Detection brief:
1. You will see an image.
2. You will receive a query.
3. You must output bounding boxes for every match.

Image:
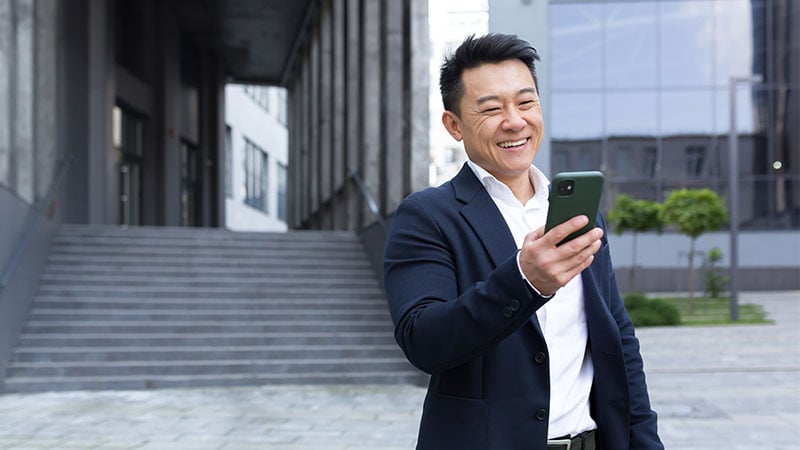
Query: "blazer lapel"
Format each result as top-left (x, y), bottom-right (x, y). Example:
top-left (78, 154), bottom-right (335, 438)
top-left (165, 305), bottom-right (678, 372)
top-left (451, 164), bottom-right (518, 269)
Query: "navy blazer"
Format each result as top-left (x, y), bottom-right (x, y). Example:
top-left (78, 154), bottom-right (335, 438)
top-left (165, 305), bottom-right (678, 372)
top-left (384, 164), bottom-right (663, 450)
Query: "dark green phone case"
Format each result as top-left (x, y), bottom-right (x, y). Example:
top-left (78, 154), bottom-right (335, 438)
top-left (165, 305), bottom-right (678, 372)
top-left (544, 171), bottom-right (604, 245)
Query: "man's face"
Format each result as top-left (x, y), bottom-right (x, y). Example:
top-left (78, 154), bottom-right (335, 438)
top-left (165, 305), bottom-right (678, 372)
top-left (442, 59), bottom-right (543, 187)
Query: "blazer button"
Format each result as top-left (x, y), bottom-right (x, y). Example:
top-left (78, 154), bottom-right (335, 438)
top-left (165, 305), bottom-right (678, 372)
top-left (509, 299), bottom-right (520, 311)
top-left (534, 352), bottom-right (546, 364)
top-left (536, 409), bottom-right (547, 421)
top-left (503, 306), bottom-right (513, 318)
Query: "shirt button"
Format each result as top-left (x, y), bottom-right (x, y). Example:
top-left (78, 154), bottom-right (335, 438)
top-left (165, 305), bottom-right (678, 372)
top-left (534, 352), bottom-right (546, 364)
top-left (503, 306), bottom-right (513, 318)
top-left (536, 409), bottom-right (547, 421)
top-left (509, 299), bottom-right (520, 311)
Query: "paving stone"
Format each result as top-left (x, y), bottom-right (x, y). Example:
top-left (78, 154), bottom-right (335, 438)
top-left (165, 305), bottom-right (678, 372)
top-left (0, 291), bottom-right (796, 449)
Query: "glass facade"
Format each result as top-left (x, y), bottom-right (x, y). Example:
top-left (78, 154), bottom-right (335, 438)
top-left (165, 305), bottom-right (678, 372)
top-left (549, 0), bottom-right (799, 230)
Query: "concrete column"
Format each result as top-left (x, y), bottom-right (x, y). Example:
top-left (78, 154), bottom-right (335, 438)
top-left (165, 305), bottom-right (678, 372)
top-left (361, 0), bottom-right (382, 229)
top-left (158, 6), bottom-right (181, 226)
top-left (318, 0), bottom-right (333, 228)
top-left (87, 0), bottom-right (113, 223)
top-left (0, 0), bottom-right (10, 187)
top-left (408, 0), bottom-right (430, 194)
top-left (300, 49), bottom-right (312, 225)
top-left (57, 0), bottom-right (89, 224)
top-left (331, 0), bottom-right (346, 229)
top-left (14, 0), bottom-right (34, 203)
top-left (345, 0), bottom-right (362, 231)
top-left (34, 0), bottom-right (58, 203)
top-left (382, 0), bottom-right (405, 212)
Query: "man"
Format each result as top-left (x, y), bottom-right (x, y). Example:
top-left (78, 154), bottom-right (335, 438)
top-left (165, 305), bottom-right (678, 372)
top-left (383, 34), bottom-right (664, 450)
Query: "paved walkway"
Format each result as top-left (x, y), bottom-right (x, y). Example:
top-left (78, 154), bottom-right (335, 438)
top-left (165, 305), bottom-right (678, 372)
top-left (0, 291), bottom-right (798, 449)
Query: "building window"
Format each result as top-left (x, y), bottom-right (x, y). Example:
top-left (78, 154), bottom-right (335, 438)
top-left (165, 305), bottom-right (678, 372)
top-left (244, 85), bottom-right (270, 113)
top-left (277, 162), bottom-right (287, 221)
top-left (642, 146), bottom-right (657, 177)
top-left (277, 88), bottom-right (288, 125)
top-left (686, 146), bottom-right (706, 178)
top-left (244, 139), bottom-right (268, 212)
top-left (224, 125), bottom-right (232, 198)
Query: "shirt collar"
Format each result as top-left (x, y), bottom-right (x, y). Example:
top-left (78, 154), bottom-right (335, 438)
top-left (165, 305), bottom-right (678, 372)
top-left (466, 160), bottom-right (550, 208)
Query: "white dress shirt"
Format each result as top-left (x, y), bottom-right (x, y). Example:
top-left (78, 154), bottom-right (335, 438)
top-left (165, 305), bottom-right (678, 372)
top-left (467, 161), bottom-right (597, 439)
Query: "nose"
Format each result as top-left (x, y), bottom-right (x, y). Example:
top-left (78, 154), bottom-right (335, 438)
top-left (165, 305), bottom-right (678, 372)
top-left (502, 107), bottom-right (525, 131)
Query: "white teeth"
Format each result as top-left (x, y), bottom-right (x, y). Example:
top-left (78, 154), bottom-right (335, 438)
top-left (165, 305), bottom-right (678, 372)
top-left (498, 139), bottom-right (527, 148)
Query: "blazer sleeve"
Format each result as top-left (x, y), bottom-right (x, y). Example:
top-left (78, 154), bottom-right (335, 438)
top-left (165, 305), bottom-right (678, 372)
top-left (598, 215), bottom-right (665, 449)
top-left (383, 194), bottom-right (550, 374)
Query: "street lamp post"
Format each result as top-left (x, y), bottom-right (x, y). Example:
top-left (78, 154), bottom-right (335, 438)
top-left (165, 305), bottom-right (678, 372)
top-left (728, 75), bottom-right (762, 321)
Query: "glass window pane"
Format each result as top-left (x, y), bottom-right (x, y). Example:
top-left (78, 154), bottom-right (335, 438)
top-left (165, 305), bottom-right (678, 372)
top-left (607, 138), bottom-right (657, 180)
top-left (714, 86), bottom-right (761, 135)
top-left (550, 3), bottom-right (603, 90)
top-left (605, 2), bottom-right (658, 89)
top-left (661, 89), bottom-right (713, 135)
top-left (551, 139), bottom-right (602, 174)
top-left (606, 91), bottom-right (658, 136)
top-left (551, 92), bottom-right (603, 139)
top-left (607, 181), bottom-right (659, 203)
top-left (659, 135), bottom-right (715, 180)
top-left (715, 0), bottom-right (759, 86)
top-left (659, 1), bottom-right (714, 87)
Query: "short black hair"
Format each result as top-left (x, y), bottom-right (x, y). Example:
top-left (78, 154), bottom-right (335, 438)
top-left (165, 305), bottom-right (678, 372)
top-left (440, 33), bottom-right (540, 115)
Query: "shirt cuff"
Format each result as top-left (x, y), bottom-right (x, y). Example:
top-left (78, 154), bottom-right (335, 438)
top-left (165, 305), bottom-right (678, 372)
top-left (516, 251), bottom-right (555, 299)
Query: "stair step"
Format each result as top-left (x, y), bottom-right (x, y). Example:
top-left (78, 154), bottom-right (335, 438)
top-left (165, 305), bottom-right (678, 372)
top-left (2, 371), bottom-right (428, 393)
top-left (24, 321), bottom-right (394, 334)
top-left (11, 345), bottom-right (403, 362)
top-left (31, 298), bottom-right (387, 310)
top-left (2, 225), bottom-right (420, 393)
top-left (28, 309), bottom-right (390, 321)
top-left (17, 332), bottom-right (398, 347)
top-left (6, 358), bottom-right (413, 377)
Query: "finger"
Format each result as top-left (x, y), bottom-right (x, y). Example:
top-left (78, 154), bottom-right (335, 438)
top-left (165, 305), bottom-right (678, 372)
top-left (544, 215), bottom-right (590, 246)
top-left (560, 226), bottom-right (604, 253)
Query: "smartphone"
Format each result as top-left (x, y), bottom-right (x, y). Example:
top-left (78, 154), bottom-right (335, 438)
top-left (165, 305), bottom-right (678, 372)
top-left (544, 171), bottom-right (604, 245)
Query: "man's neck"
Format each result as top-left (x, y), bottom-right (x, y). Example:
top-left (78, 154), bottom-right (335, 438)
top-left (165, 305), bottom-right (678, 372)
top-left (500, 173), bottom-right (535, 204)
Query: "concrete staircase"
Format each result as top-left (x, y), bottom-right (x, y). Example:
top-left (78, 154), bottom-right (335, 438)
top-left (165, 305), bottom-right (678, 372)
top-left (2, 225), bottom-right (424, 393)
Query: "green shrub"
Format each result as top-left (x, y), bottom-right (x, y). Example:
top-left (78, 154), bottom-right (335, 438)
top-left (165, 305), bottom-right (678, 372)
top-left (623, 292), bottom-right (681, 327)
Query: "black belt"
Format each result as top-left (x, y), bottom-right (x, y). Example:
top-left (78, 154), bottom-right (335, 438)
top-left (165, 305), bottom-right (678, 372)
top-left (546, 429), bottom-right (597, 450)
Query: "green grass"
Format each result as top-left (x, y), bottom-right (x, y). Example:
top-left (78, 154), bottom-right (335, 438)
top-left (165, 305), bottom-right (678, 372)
top-left (658, 296), bottom-right (772, 325)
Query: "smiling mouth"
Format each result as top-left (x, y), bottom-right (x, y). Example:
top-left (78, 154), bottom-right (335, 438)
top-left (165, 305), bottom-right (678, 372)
top-left (497, 138), bottom-right (529, 149)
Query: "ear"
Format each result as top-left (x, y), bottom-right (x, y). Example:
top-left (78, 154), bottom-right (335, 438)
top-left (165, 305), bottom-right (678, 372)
top-left (441, 110), bottom-right (463, 141)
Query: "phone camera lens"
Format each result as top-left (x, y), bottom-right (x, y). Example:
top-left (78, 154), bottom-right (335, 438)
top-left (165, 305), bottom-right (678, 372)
top-left (557, 180), bottom-right (575, 196)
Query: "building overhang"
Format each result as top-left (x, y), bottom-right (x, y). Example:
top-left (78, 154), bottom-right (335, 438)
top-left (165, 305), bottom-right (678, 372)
top-left (172, 0), bottom-right (317, 86)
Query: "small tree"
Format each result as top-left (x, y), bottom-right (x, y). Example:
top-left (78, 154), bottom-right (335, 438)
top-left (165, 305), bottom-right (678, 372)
top-left (607, 194), bottom-right (663, 292)
top-left (703, 247), bottom-right (730, 312)
top-left (660, 188), bottom-right (728, 313)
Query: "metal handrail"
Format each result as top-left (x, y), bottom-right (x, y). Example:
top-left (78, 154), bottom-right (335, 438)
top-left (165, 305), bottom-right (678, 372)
top-left (347, 166), bottom-right (388, 234)
top-left (0, 154), bottom-right (74, 290)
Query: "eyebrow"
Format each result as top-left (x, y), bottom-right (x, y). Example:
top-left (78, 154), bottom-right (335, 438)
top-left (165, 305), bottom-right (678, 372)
top-left (476, 87), bottom-right (538, 105)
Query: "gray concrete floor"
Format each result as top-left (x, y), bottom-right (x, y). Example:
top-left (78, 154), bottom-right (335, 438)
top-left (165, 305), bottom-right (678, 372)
top-left (0, 291), bottom-right (798, 449)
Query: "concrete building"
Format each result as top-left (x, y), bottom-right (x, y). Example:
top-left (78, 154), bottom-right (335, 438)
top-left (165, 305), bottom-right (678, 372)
top-left (485, 0), bottom-right (799, 291)
top-left (0, 0), bottom-right (428, 382)
top-left (224, 84), bottom-right (289, 232)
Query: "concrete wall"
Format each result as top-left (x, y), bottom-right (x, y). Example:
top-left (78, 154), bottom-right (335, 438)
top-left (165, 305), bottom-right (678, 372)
top-left (608, 231), bottom-right (800, 292)
top-left (287, 0), bottom-right (430, 232)
top-left (0, 186), bottom-right (56, 381)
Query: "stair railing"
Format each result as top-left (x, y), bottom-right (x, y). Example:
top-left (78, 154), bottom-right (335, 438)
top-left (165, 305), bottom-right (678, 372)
top-left (347, 166), bottom-right (388, 234)
top-left (0, 154), bottom-right (74, 291)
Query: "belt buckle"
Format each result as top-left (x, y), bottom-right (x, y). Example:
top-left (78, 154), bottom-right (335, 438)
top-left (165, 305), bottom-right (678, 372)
top-left (547, 438), bottom-right (572, 450)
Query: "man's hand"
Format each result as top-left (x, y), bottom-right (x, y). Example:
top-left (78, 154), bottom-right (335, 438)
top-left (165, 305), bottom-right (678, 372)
top-left (519, 215), bottom-right (604, 296)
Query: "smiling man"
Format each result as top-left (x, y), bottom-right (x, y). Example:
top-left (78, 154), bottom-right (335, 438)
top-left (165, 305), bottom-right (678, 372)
top-left (383, 34), bottom-right (664, 450)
